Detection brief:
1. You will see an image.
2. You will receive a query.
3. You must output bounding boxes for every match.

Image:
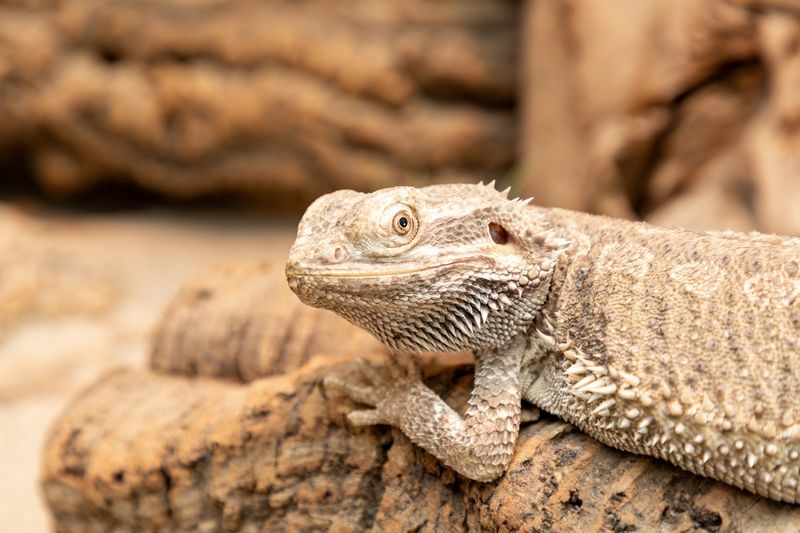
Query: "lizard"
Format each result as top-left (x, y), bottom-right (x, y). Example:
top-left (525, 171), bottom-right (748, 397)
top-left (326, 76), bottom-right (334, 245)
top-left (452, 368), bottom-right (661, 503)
top-left (285, 182), bottom-right (800, 504)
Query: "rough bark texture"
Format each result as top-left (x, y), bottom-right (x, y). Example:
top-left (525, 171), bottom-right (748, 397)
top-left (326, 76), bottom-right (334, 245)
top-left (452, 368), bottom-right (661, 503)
top-left (151, 261), bottom-right (384, 381)
top-left (520, 0), bottom-right (800, 236)
top-left (42, 265), bottom-right (800, 531)
top-left (0, 0), bottom-right (517, 207)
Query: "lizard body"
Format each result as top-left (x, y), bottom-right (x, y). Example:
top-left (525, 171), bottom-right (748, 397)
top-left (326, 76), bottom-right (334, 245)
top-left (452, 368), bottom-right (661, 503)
top-left (286, 183), bottom-right (800, 503)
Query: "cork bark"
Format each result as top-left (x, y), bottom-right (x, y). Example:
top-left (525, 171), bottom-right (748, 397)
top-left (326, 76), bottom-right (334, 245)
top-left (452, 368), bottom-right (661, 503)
top-left (0, 0), bottom-right (516, 207)
top-left (150, 262), bottom-right (384, 382)
top-left (519, 0), bottom-right (800, 236)
top-left (42, 264), bottom-right (800, 531)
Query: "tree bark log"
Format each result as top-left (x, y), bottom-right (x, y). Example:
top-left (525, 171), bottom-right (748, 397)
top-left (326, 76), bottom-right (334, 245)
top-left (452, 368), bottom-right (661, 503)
top-left (43, 364), bottom-right (800, 532)
top-left (0, 0), bottom-right (517, 207)
top-left (42, 264), bottom-right (800, 531)
top-left (519, 0), bottom-right (800, 237)
top-left (150, 261), bottom-right (384, 382)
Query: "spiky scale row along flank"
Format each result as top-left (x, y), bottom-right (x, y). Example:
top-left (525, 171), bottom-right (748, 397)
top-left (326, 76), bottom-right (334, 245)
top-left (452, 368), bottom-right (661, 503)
top-left (286, 183), bottom-right (800, 503)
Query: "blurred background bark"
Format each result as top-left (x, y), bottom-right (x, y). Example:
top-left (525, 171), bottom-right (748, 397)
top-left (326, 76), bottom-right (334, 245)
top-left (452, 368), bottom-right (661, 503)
top-left (520, 0), bottom-right (800, 236)
top-left (0, 0), bottom-right (517, 210)
top-left (2, 0), bottom-right (800, 234)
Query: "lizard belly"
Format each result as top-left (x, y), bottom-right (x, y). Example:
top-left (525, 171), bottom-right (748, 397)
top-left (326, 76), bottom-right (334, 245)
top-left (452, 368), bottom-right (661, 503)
top-left (524, 345), bottom-right (800, 503)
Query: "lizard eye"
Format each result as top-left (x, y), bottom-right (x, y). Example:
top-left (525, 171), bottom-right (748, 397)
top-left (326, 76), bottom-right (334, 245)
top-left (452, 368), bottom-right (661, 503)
top-left (392, 209), bottom-right (416, 237)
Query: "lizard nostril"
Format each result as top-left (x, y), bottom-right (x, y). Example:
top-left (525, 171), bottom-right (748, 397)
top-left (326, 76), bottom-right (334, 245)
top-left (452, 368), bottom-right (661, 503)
top-left (331, 246), bottom-right (347, 263)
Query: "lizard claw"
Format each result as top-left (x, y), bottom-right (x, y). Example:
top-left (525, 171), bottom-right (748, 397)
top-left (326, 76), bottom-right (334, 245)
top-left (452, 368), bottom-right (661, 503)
top-left (324, 371), bottom-right (390, 425)
top-left (386, 350), bottom-right (420, 380)
top-left (352, 357), bottom-right (386, 386)
top-left (324, 354), bottom-right (425, 428)
top-left (323, 375), bottom-right (376, 405)
top-left (347, 409), bottom-right (386, 426)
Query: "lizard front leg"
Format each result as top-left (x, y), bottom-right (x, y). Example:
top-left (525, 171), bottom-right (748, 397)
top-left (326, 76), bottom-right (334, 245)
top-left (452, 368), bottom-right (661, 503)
top-left (324, 343), bottom-right (525, 482)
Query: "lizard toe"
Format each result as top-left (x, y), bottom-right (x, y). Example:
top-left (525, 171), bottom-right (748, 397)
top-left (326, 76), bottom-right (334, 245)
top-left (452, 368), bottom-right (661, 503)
top-left (347, 409), bottom-right (387, 426)
top-left (323, 375), bottom-right (377, 406)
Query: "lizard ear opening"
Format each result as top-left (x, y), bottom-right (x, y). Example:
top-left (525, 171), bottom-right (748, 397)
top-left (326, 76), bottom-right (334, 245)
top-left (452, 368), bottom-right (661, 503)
top-left (489, 222), bottom-right (509, 245)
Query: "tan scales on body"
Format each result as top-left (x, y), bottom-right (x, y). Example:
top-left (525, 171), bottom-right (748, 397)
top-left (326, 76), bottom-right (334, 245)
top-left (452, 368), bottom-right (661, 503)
top-left (286, 183), bottom-right (800, 503)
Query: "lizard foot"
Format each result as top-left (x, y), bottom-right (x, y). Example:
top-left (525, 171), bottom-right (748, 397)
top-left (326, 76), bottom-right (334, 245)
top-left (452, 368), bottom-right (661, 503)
top-left (324, 352), bottom-right (424, 427)
top-left (324, 349), bottom-right (524, 482)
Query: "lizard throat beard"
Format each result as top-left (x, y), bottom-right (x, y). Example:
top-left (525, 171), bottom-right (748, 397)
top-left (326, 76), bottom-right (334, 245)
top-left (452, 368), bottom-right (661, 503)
top-left (287, 266), bottom-right (551, 353)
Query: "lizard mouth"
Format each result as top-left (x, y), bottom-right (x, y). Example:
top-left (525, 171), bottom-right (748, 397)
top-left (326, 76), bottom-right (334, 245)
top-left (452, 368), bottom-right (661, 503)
top-left (316, 259), bottom-right (471, 278)
top-left (287, 258), bottom-right (475, 280)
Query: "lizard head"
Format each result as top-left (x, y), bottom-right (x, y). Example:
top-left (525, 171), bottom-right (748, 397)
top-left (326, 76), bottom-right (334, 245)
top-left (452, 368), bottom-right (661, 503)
top-left (286, 183), bottom-right (570, 352)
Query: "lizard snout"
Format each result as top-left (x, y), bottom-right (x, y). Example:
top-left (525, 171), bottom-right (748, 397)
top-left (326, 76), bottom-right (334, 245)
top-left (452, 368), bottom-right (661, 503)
top-left (286, 240), bottom-right (350, 276)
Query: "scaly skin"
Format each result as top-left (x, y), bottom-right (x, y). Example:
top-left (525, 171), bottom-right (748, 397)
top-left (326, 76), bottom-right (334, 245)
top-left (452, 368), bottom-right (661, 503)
top-left (285, 183), bottom-right (800, 503)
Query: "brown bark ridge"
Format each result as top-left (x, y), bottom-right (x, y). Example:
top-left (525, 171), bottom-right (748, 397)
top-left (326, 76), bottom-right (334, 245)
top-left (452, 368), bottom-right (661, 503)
top-left (150, 261), bottom-right (384, 381)
top-left (519, 0), bottom-right (800, 236)
top-left (43, 264), bottom-right (800, 531)
top-left (0, 0), bottom-right (517, 207)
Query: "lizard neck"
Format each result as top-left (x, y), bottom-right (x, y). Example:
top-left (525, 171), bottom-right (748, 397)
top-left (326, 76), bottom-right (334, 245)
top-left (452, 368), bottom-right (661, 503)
top-left (524, 206), bottom-right (598, 328)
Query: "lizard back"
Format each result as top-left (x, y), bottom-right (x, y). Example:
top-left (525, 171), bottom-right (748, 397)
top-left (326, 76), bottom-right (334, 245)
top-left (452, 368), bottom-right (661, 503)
top-left (528, 208), bottom-right (800, 502)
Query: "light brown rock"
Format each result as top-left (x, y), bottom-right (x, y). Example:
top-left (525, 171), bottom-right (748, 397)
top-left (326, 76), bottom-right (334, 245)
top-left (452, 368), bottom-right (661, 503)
top-left (749, 12), bottom-right (800, 235)
top-left (520, 0), bottom-right (758, 219)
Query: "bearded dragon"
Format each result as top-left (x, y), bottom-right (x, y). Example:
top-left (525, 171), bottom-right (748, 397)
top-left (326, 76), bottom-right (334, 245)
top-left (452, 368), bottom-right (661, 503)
top-left (285, 183), bottom-right (800, 504)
